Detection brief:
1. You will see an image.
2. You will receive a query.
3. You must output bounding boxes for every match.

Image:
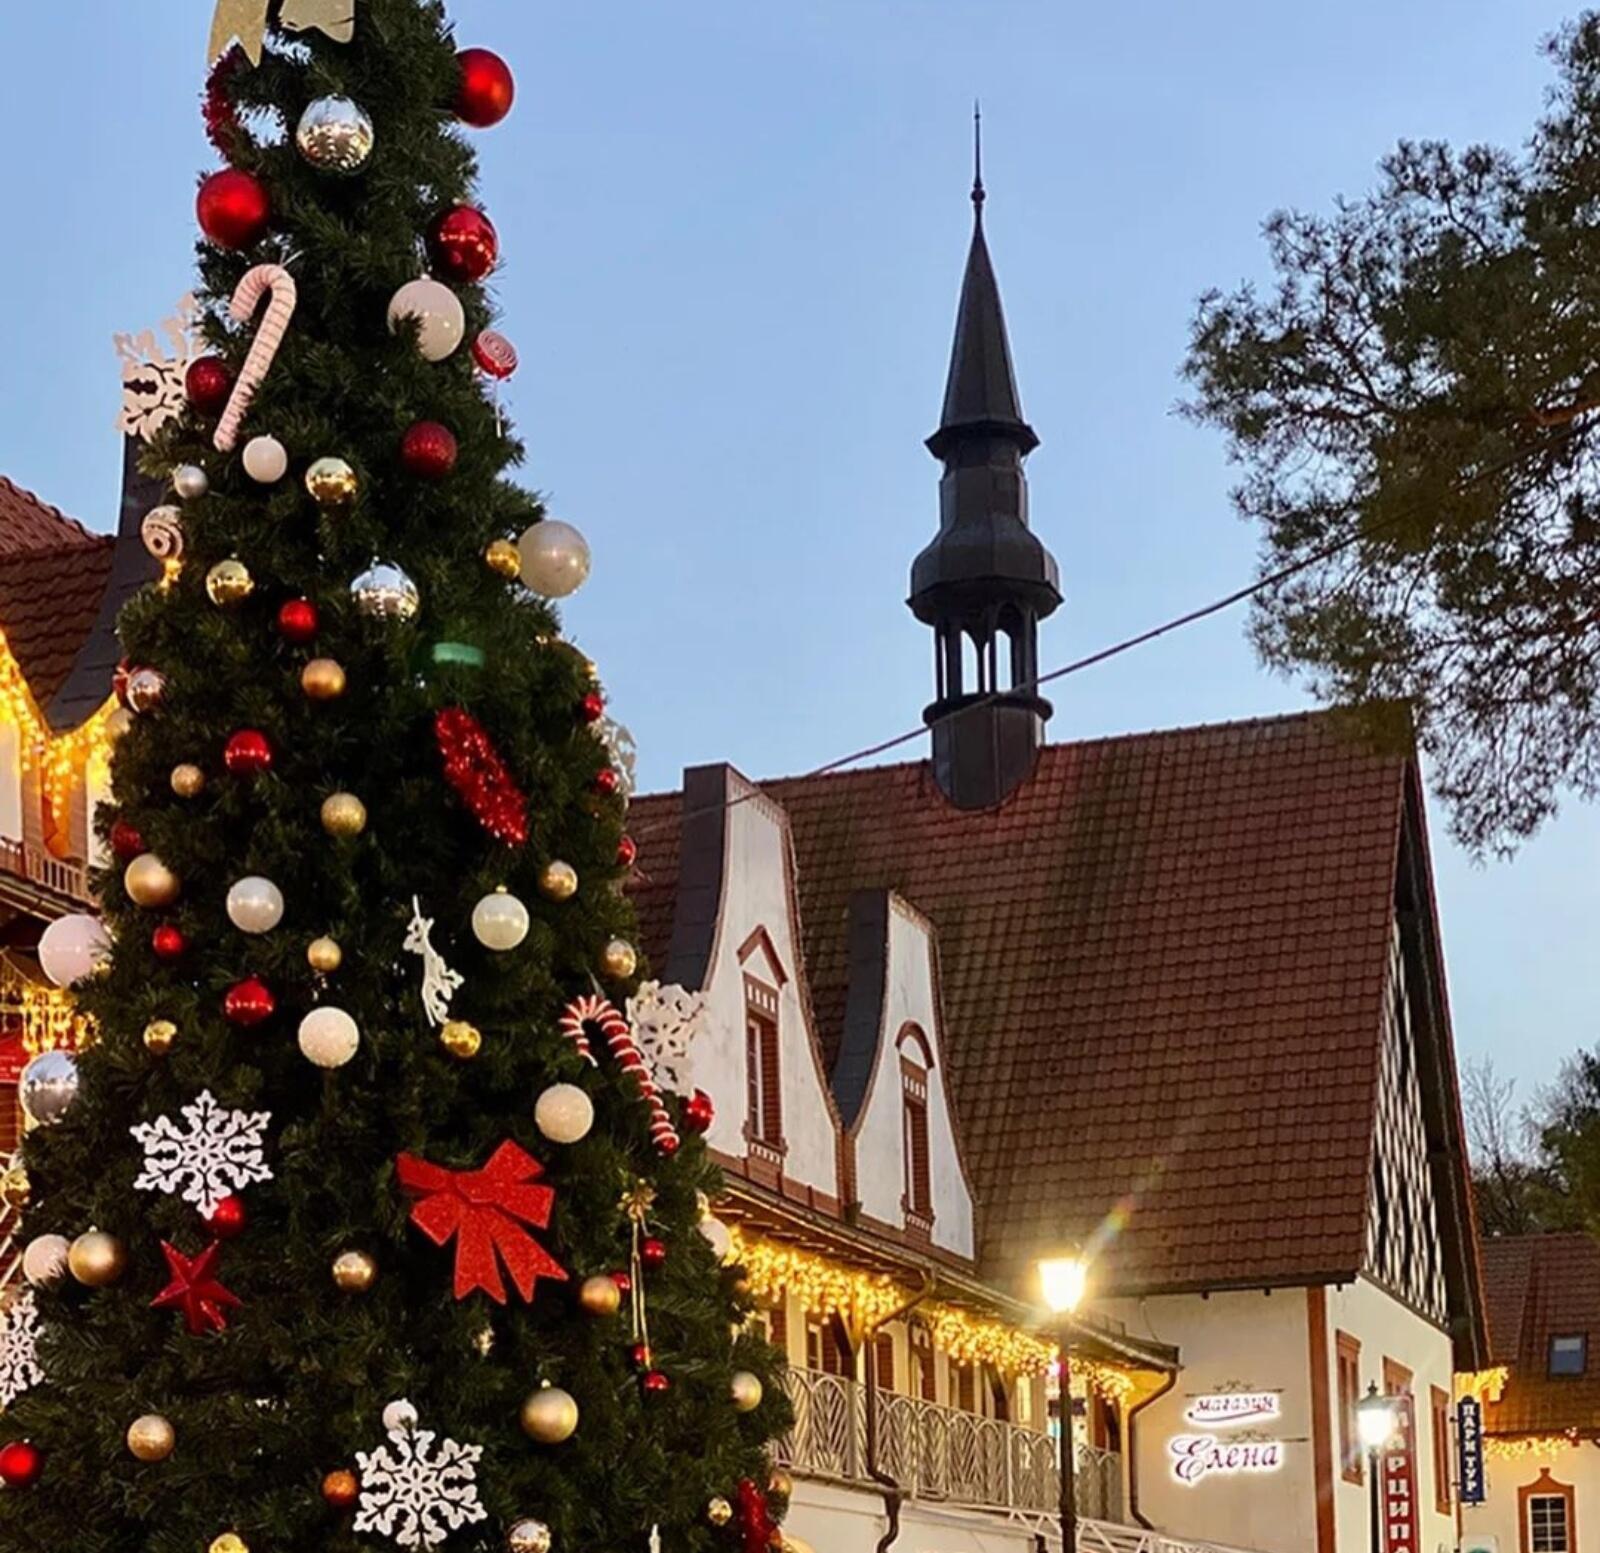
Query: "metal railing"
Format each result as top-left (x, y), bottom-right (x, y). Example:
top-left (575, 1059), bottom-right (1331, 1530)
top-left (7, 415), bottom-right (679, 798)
top-left (0, 836), bottom-right (92, 903)
top-left (778, 1367), bottom-right (1124, 1522)
top-left (1074, 1522), bottom-right (1268, 1553)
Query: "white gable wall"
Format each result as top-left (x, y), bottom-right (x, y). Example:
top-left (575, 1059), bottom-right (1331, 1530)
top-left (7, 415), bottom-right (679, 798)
top-left (851, 896), bottom-right (975, 1257)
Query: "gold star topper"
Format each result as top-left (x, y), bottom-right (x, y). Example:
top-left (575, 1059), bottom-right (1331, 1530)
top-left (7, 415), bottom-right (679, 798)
top-left (620, 1181), bottom-right (657, 1224)
top-left (209, 0), bottom-right (357, 66)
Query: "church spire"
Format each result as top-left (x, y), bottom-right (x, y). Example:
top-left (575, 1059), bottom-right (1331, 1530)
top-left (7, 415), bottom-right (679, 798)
top-left (909, 136), bottom-right (1061, 810)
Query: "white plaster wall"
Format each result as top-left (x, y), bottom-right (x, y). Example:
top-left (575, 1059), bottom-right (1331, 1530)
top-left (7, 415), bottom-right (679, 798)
top-left (1323, 1276), bottom-right (1457, 1553)
top-left (684, 775), bottom-right (840, 1201)
top-left (850, 898), bottom-right (976, 1257)
top-left (1098, 1288), bottom-right (1318, 1553)
top-left (0, 720), bottom-right (22, 841)
top-left (788, 1477), bottom-right (1039, 1553)
top-left (1462, 1445), bottom-right (1600, 1553)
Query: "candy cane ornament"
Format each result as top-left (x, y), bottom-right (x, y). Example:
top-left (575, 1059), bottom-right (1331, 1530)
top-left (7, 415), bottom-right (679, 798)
top-left (559, 995), bottom-right (680, 1155)
top-left (213, 264), bottom-right (298, 452)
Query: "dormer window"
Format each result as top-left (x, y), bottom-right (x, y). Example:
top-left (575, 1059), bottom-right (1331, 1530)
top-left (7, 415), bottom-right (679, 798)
top-left (743, 975), bottom-right (783, 1170)
top-left (898, 1025), bottom-right (935, 1236)
top-left (1549, 1334), bottom-right (1586, 1377)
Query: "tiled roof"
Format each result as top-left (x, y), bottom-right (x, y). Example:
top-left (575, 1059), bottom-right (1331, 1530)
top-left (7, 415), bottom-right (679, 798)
top-left (1481, 1235), bottom-right (1600, 1436)
top-left (629, 711), bottom-right (1415, 1296)
top-left (0, 476), bottom-right (101, 556)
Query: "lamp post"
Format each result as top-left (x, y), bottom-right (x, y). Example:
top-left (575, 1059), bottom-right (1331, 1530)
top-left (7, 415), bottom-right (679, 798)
top-left (1038, 1253), bottom-right (1088, 1553)
top-left (1357, 1383), bottom-right (1400, 1553)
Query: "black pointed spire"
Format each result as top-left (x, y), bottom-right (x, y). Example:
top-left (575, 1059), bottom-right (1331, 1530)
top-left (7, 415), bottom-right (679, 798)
top-left (908, 132), bottom-right (1061, 810)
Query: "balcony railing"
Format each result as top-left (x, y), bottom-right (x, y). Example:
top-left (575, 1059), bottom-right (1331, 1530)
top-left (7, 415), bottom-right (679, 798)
top-left (778, 1367), bottom-right (1123, 1522)
top-left (0, 836), bottom-right (92, 903)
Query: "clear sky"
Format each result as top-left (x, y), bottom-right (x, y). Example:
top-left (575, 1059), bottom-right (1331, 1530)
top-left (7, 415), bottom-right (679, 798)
top-left (0, 1), bottom-right (1593, 1102)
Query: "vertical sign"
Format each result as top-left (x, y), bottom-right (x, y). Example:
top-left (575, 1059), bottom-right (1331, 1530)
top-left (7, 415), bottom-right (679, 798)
top-left (1457, 1396), bottom-right (1486, 1506)
top-left (1381, 1395), bottom-right (1420, 1553)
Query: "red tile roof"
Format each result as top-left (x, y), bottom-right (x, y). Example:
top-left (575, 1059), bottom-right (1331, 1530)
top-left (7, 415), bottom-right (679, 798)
top-left (0, 476), bottom-right (101, 556)
top-left (630, 711), bottom-right (1427, 1297)
top-left (1481, 1235), bottom-right (1600, 1436)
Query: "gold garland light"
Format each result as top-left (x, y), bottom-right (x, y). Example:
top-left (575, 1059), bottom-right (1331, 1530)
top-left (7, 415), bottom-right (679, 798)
top-left (923, 1305), bottom-right (1057, 1378)
top-left (1455, 1367), bottom-right (1510, 1405)
top-left (0, 626), bottom-right (117, 820)
top-left (0, 967), bottom-right (94, 1057)
top-left (1485, 1433), bottom-right (1581, 1461)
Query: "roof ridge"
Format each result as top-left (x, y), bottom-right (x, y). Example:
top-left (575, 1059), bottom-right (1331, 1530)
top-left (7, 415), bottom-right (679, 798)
top-left (0, 473), bottom-right (105, 553)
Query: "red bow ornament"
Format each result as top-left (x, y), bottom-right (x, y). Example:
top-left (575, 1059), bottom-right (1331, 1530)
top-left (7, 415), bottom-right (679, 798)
top-left (396, 1140), bottom-right (568, 1305)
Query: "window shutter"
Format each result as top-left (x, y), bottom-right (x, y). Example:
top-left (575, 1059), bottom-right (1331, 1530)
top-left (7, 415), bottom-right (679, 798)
top-left (760, 1019), bottom-right (782, 1143)
top-left (874, 1333), bottom-right (896, 1393)
top-left (821, 1319), bottom-right (845, 1377)
top-left (957, 1365), bottom-right (976, 1413)
top-left (909, 1099), bottom-right (931, 1213)
top-left (745, 1019), bottom-right (761, 1136)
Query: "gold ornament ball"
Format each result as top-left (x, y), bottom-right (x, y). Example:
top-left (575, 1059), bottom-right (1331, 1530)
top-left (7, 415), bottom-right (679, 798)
top-left (301, 658), bottom-right (347, 701)
top-left (520, 1385), bottom-right (580, 1444)
top-left (125, 853), bottom-right (181, 908)
top-left (538, 861), bottom-right (579, 903)
top-left (321, 792), bottom-right (368, 837)
top-left (707, 1497), bottom-right (734, 1528)
top-left (506, 1521), bottom-right (552, 1553)
top-left (307, 936), bottom-right (344, 974)
top-left (332, 1250), bottom-right (378, 1293)
top-left (306, 456), bottom-right (359, 508)
top-left (440, 1020), bottom-right (483, 1061)
top-left (126, 1413), bottom-right (176, 1463)
top-left (769, 1468), bottom-right (794, 1500)
top-left (731, 1370), bottom-right (764, 1413)
top-left (210, 1536), bottom-right (249, 1553)
top-left (171, 763), bottom-right (206, 798)
top-left (205, 558), bottom-right (255, 606)
top-left (143, 1019), bottom-right (178, 1056)
top-left (68, 1230), bottom-right (128, 1287)
top-left (577, 1274), bottom-right (622, 1318)
top-left (0, 1162), bottom-right (30, 1211)
top-left (485, 538), bottom-right (522, 581)
top-left (600, 937), bottom-right (638, 980)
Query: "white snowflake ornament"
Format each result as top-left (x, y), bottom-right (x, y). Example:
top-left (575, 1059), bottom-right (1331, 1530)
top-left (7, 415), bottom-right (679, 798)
top-left (626, 981), bottom-right (707, 1096)
top-left (0, 1290), bottom-right (44, 1408)
top-left (591, 716), bottom-right (638, 802)
top-left (355, 1400), bottom-right (489, 1550)
top-left (131, 1089), bottom-right (273, 1218)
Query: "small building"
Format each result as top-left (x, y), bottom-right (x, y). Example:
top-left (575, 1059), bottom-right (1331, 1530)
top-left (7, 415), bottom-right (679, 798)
top-left (1462, 1235), bottom-right (1600, 1553)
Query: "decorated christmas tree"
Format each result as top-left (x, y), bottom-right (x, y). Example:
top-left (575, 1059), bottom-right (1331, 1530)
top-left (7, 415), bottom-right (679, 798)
top-left (0, 4), bottom-right (789, 1549)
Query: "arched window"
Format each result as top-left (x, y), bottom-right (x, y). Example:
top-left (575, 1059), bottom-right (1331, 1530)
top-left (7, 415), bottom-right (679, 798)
top-left (897, 1025), bottom-right (935, 1232)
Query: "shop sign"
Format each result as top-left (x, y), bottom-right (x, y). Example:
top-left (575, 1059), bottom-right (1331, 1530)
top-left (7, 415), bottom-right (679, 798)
top-left (1183, 1392), bottom-right (1280, 1426)
top-left (1168, 1433), bottom-right (1285, 1484)
top-left (1456, 1396), bottom-right (1485, 1507)
top-left (1381, 1395), bottom-right (1419, 1553)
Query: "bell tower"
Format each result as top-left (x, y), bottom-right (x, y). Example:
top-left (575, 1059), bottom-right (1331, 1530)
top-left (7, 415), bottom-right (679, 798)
top-left (909, 119), bottom-right (1061, 809)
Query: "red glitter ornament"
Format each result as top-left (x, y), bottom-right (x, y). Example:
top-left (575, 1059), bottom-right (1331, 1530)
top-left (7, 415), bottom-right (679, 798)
top-left (580, 691), bottom-right (606, 724)
top-left (203, 47), bottom-right (247, 153)
top-left (186, 356), bottom-right (235, 415)
top-left (454, 48), bottom-right (516, 128)
top-left (616, 835), bottom-right (638, 868)
top-left (642, 1370), bottom-right (671, 1397)
top-left (400, 421), bottom-right (458, 480)
top-left (197, 168), bottom-right (270, 249)
top-left (429, 205), bottom-right (499, 283)
top-left (276, 598), bottom-right (319, 644)
top-left (640, 1237), bottom-right (668, 1271)
top-left (683, 1089), bottom-right (715, 1135)
top-left (151, 1240), bottom-right (242, 1335)
top-left (594, 767), bottom-right (620, 797)
top-left (206, 1195), bottom-right (248, 1241)
top-left (0, 1440), bottom-right (43, 1489)
top-left (735, 1479), bottom-right (776, 1553)
top-left (109, 818), bottom-right (146, 862)
top-left (611, 1270), bottom-right (633, 1297)
top-left (223, 976), bottom-right (275, 1027)
top-left (152, 924), bottom-right (187, 962)
top-left (434, 707), bottom-right (528, 846)
top-left (224, 729), bottom-right (273, 776)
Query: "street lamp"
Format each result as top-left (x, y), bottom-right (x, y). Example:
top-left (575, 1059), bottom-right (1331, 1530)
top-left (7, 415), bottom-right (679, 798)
top-left (1357, 1384), bottom-right (1399, 1553)
top-left (1038, 1253), bottom-right (1087, 1553)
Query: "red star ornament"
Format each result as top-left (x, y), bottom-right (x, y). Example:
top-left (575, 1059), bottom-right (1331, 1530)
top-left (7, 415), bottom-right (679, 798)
top-left (151, 1240), bottom-right (242, 1335)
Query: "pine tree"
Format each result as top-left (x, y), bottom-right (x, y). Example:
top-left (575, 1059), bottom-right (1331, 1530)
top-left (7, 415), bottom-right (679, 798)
top-left (0, 5), bottom-right (788, 1549)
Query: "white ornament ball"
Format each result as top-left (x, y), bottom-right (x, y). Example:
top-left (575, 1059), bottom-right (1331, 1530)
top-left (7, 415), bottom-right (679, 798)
top-left (382, 1399), bottom-right (419, 1434)
top-left (471, 888), bottom-right (529, 951)
top-left (388, 278), bottom-right (466, 363)
top-left (516, 520), bottom-right (592, 598)
top-left (730, 1370), bottom-right (764, 1413)
top-left (699, 1215), bottom-right (734, 1264)
top-left (242, 435), bottom-right (289, 484)
top-left (298, 1006), bottom-right (360, 1069)
top-left (535, 1084), bottom-right (595, 1145)
top-left (22, 1233), bottom-right (71, 1290)
top-left (172, 464), bottom-right (209, 500)
top-left (37, 913), bottom-right (111, 988)
top-left (226, 876), bottom-right (285, 936)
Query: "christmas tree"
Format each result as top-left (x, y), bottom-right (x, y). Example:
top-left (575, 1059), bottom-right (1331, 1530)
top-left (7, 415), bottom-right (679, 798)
top-left (0, 4), bottom-right (789, 1550)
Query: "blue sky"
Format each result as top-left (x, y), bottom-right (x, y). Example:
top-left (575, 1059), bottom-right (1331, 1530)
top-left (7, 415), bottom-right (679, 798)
top-left (0, 1), bottom-right (1592, 1103)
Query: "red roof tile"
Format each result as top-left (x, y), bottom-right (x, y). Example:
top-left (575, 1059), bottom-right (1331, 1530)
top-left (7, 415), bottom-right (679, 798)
top-left (0, 476), bottom-right (101, 557)
top-left (1481, 1235), bottom-right (1600, 1436)
top-left (630, 711), bottom-right (1411, 1296)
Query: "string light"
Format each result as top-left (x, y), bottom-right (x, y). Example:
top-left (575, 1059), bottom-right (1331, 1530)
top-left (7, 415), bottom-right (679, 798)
top-left (0, 968), bottom-right (95, 1057)
top-left (924, 1305), bottom-right (1056, 1378)
top-left (1484, 1433), bottom-right (1580, 1461)
top-left (0, 627), bottom-right (117, 819)
top-left (1455, 1367), bottom-right (1510, 1405)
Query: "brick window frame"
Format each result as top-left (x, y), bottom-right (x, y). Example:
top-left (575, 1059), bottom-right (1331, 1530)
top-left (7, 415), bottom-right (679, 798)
top-left (1430, 1384), bottom-right (1451, 1513)
top-left (1521, 1469), bottom-right (1576, 1553)
top-left (1336, 1330), bottom-right (1363, 1484)
top-left (743, 975), bottom-right (784, 1179)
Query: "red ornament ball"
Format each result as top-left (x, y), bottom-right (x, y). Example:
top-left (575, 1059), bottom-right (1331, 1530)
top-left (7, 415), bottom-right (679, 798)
top-left (109, 818), bottom-right (146, 862)
top-left (223, 977), bottom-right (275, 1027)
top-left (629, 1342), bottom-right (653, 1370)
top-left (400, 421), bottom-right (459, 480)
top-left (640, 1237), bottom-right (668, 1271)
top-left (455, 48), bottom-right (516, 128)
top-left (616, 835), bottom-right (638, 869)
top-left (642, 1370), bottom-right (671, 1397)
top-left (683, 1089), bottom-right (715, 1136)
top-left (429, 205), bottom-right (499, 283)
top-left (593, 767), bottom-right (620, 797)
top-left (322, 1469), bottom-right (361, 1511)
top-left (277, 598), bottom-right (319, 644)
top-left (580, 692), bottom-right (606, 725)
top-left (197, 168), bottom-right (270, 249)
top-left (186, 356), bottom-right (235, 415)
top-left (224, 729), bottom-right (273, 777)
top-left (0, 1440), bottom-right (43, 1489)
top-left (658, 1134), bottom-right (680, 1157)
top-left (611, 1270), bottom-right (633, 1297)
top-left (151, 924), bottom-right (187, 962)
top-left (206, 1195), bottom-right (249, 1241)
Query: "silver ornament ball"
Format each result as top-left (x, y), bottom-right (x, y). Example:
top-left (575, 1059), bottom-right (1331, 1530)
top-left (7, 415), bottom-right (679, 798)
top-left (350, 560), bottom-right (421, 621)
top-left (507, 1521), bottom-right (552, 1553)
top-left (516, 520), bottom-right (592, 598)
top-left (127, 667), bottom-right (168, 714)
top-left (226, 876), bottom-right (285, 936)
top-left (296, 95), bottom-right (376, 174)
top-left (172, 464), bottom-right (209, 500)
top-left (20, 1049), bottom-right (80, 1127)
